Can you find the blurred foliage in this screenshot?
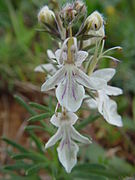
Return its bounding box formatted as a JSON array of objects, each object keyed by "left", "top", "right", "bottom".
[{"left": 1, "top": 0, "right": 135, "bottom": 179}]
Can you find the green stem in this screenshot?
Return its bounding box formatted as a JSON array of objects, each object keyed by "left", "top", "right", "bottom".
[{"left": 87, "top": 40, "right": 101, "bottom": 75}]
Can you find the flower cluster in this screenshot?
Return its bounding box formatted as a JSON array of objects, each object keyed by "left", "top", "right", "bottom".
[{"left": 36, "top": 1, "right": 123, "bottom": 173}]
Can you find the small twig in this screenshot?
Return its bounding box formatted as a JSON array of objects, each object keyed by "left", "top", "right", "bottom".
[
  {"left": 16, "top": 120, "right": 28, "bottom": 142},
  {"left": 14, "top": 80, "right": 55, "bottom": 97}
]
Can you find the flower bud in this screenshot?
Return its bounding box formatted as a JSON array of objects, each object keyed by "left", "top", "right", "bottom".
[
  {"left": 82, "top": 26, "right": 105, "bottom": 48},
  {"left": 84, "top": 11, "right": 104, "bottom": 31},
  {"left": 74, "top": 0, "right": 87, "bottom": 14},
  {"left": 61, "top": 3, "right": 77, "bottom": 24},
  {"left": 38, "top": 6, "right": 55, "bottom": 26}
]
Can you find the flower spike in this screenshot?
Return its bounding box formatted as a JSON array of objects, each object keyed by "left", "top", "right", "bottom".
[{"left": 36, "top": 1, "right": 123, "bottom": 173}]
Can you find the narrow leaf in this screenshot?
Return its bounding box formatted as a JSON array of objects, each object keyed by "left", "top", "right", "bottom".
[
  {"left": 72, "top": 172, "right": 107, "bottom": 180},
  {"left": 14, "top": 95, "right": 36, "bottom": 115},
  {"left": 73, "top": 163, "right": 118, "bottom": 178},
  {"left": 9, "top": 174, "right": 41, "bottom": 180},
  {"left": 12, "top": 152, "right": 47, "bottom": 162},
  {"left": 39, "top": 121, "right": 55, "bottom": 135},
  {"left": 29, "top": 102, "right": 49, "bottom": 111},
  {"left": 4, "top": 162, "right": 32, "bottom": 171},
  {"left": 74, "top": 163, "right": 106, "bottom": 171},
  {"left": 26, "top": 163, "right": 48, "bottom": 175},
  {"left": 30, "top": 132, "right": 44, "bottom": 154},
  {"left": 76, "top": 115, "right": 99, "bottom": 130},
  {"left": 2, "top": 137, "right": 28, "bottom": 153},
  {"left": 25, "top": 125, "right": 45, "bottom": 132},
  {"left": 27, "top": 113, "right": 50, "bottom": 122}
]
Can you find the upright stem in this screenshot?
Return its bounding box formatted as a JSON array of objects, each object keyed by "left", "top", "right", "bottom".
[
  {"left": 87, "top": 40, "right": 101, "bottom": 75},
  {"left": 69, "top": 26, "right": 72, "bottom": 37},
  {"left": 67, "top": 26, "right": 74, "bottom": 64}
]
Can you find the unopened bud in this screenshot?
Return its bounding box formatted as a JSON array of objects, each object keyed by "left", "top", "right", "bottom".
[
  {"left": 61, "top": 3, "right": 77, "bottom": 23},
  {"left": 82, "top": 26, "right": 105, "bottom": 49},
  {"left": 74, "top": 0, "right": 86, "bottom": 14},
  {"left": 38, "top": 6, "right": 55, "bottom": 25},
  {"left": 84, "top": 11, "right": 104, "bottom": 31}
]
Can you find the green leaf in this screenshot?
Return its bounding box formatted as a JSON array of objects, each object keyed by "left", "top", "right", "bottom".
[
  {"left": 9, "top": 174, "right": 41, "bottom": 180},
  {"left": 2, "top": 137, "right": 28, "bottom": 153},
  {"left": 14, "top": 95, "right": 36, "bottom": 115},
  {"left": 82, "top": 143, "right": 135, "bottom": 177},
  {"left": 72, "top": 171, "right": 107, "bottom": 180},
  {"left": 76, "top": 115, "right": 99, "bottom": 130},
  {"left": 39, "top": 121, "right": 55, "bottom": 135},
  {"left": 74, "top": 163, "right": 106, "bottom": 171},
  {"left": 12, "top": 152, "right": 47, "bottom": 162},
  {"left": 25, "top": 125, "right": 45, "bottom": 132},
  {"left": 26, "top": 163, "right": 48, "bottom": 175},
  {"left": 4, "top": 161, "right": 32, "bottom": 171},
  {"left": 27, "top": 113, "right": 50, "bottom": 122},
  {"left": 30, "top": 132, "right": 44, "bottom": 154},
  {"left": 109, "top": 157, "right": 135, "bottom": 177},
  {"left": 29, "top": 102, "right": 49, "bottom": 111},
  {"left": 73, "top": 163, "right": 117, "bottom": 179}
]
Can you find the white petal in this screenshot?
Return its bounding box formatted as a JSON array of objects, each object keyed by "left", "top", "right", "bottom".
[
  {"left": 67, "top": 112, "right": 78, "bottom": 125},
  {"left": 71, "top": 126, "right": 92, "bottom": 144},
  {"left": 75, "top": 68, "right": 106, "bottom": 90},
  {"left": 97, "top": 90, "right": 106, "bottom": 114},
  {"left": 34, "top": 64, "right": 56, "bottom": 74},
  {"left": 57, "top": 140, "right": 79, "bottom": 173},
  {"left": 45, "top": 128, "right": 62, "bottom": 149},
  {"left": 97, "top": 90, "right": 123, "bottom": 127},
  {"left": 91, "top": 68, "right": 116, "bottom": 82},
  {"left": 47, "top": 49, "right": 56, "bottom": 61},
  {"left": 55, "top": 49, "right": 67, "bottom": 65},
  {"left": 50, "top": 112, "right": 78, "bottom": 127},
  {"left": 96, "top": 93, "right": 123, "bottom": 127},
  {"left": 50, "top": 113, "right": 61, "bottom": 127},
  {"left": 102, "top": 98, "right": 123, "bottom": 127},
  {"left": 56, "top": 75, "right": 85, "bottom": 112},
  {"left": 89, "top": 77, "right": 106, "bottom": 90},
  {"left": 75, "top": 51, "right": 88, "bottom": 67},
  {"left": 85, "top": 98, "right": 98, "bottom": 109},
  {"left": 104, "top": 85, "right": 123, "bottom": 96},
  {"left": 41, "top": 67, "right": 65, "bottom": 91}
]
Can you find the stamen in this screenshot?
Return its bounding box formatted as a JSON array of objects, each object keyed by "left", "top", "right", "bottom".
[
  {"left": 101, "top": 55, "right": 121, "bottom": 62},
  {"left": 55, "top": 102, "right": 60, "bottom": 116},
  {"left": 102, "top": 46, "right": 122, "bottom": 55}
]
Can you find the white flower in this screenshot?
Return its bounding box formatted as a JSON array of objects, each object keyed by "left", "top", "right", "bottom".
[
  {"left": 45, "top": 112, "right": 91, "bottom": 173},
  {"left": 86, "top": 68, "right": 123, "bottom": 127},
  {"left": 41, "top": 38, "right": 106, "bottom": 112},
  {"left": 38, "top": 6, "right": 55, "bottom": 25}
]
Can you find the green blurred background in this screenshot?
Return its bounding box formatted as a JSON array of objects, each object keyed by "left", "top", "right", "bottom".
[{"left": 0, "top": 0, "right": 135, "bottom": 179}]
